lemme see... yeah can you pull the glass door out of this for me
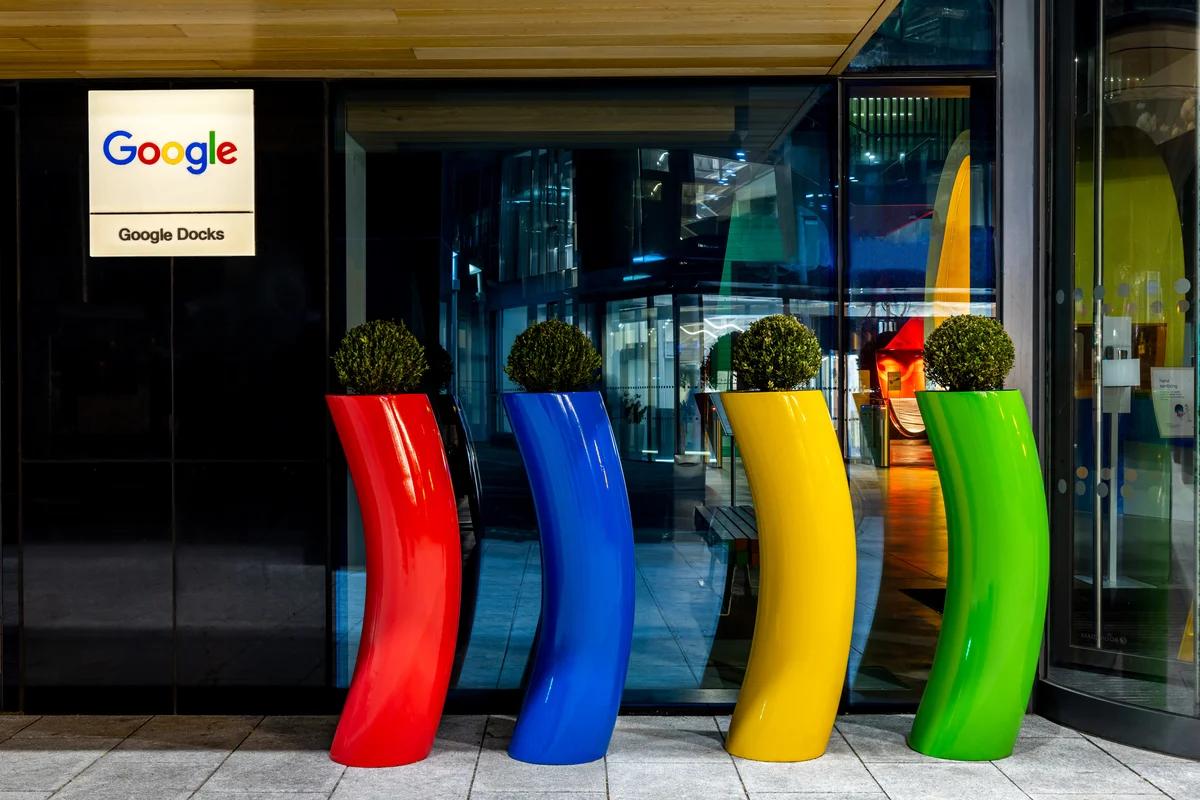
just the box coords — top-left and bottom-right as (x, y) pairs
(1046, 0), (1200, 719)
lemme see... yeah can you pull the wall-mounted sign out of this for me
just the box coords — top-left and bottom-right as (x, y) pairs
(88, 89), (255, 257)
(1150, 367), (1195, 439)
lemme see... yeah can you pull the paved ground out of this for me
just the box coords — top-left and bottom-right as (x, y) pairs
(0, 713), (1195, 799)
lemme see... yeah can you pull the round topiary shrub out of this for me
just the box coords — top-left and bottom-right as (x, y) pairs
(732, 314), (822, 391)
(923, 314), (1015, 392)
(332, 319), (428, 395)
(505, 320), (601, 393)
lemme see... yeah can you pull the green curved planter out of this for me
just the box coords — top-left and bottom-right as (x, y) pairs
(909, 390), (1049, 761)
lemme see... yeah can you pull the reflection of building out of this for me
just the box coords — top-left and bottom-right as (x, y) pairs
(334, 79), (993, 704)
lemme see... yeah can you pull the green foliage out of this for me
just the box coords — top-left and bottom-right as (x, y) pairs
(923, 314), (1015, 392)
(332, 319), (428, 395)
(731, 314), (822, 392)
(429, 343), (455, 393)
(701, 332), (740, 390)
(505, 320), (601, 393)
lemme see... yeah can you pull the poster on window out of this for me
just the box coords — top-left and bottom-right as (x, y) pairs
(1150, 367), (1195, 439)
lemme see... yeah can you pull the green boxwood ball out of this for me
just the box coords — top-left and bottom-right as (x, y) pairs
(732, 314), (822, 392)
(332, 319), (428, 395)
(505, 320), (601, 393)
(923, 314), (1015, 392)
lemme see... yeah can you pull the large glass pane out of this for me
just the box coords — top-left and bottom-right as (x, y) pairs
(336, 83), (838, 699)
(847, 0), (996, 72)
(1046, 0), (1200, 716)
(844, 84), (997, 706)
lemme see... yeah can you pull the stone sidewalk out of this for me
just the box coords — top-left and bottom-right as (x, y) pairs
(0, 713), (1195, 799)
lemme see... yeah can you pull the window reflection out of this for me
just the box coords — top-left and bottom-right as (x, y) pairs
(847, 0), (996, 71)
(335, 81), (993, 707)
(844, 85), (996, 706)
(1046, 0), (1199, 717)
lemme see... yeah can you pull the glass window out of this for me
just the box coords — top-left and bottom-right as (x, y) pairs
(847, 0), (997, 72)
(336, 83), (839, 699)
(844, 83), (997, 706)
(333, 78), (996, 709)
(1045, 0), (1200, 717)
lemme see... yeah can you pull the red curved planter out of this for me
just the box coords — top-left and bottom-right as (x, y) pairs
(326, 394), (461, 768)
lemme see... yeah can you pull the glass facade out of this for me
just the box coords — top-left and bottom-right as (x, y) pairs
(0, 15), (1001, 716)
(843, 82), (996, 703)
(1045, 0), (1200, 720)
(335, 80), (996, 708)
(846, 0), (996, 72)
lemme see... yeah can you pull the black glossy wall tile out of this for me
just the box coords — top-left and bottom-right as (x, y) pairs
(20, 83), (172, 460)
(175, 462), (326, 687)
(173, 82), (326, 460)
(21, 462), (172, 691)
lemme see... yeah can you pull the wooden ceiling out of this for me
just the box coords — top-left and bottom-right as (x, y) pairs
(0, 1), (901, 79)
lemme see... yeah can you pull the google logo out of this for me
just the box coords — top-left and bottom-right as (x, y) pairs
(103, 131), (238, 175)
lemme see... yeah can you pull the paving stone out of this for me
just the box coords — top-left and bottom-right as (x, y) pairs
(608, 760), (746, 799)
(866, 762), (1027, 800)
(470, 794), (606, 800)
(330, 751), (477, 800)
(432, 715), (487, 754)
(203, 750), (346, 794)
(835, 714), (940, 763)
(237, 716), (339, 751)
(1085, 735), (1199, 769)
(11, 716), (147, 741)
(54, 787), (192, 800)
(52, 755), (215, 799)
(1135, 763), (1200, 800)
(0, 718), (39, 743)
(1025, 795), (1167, 799)
(470, 746), (605, 793)
(194, 794), (328, 800)
(746, 794), (888, 800)
(1019, 714), (1084, 739)
(606, 716), (728, 763)
(114, 715), (259, 760)
(996, 737), (1164, 796)
(744, 796), (888, 800)
(733, 733), (878, 795)
(0, 738), (114, 793)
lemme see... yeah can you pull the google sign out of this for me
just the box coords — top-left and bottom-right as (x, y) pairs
(89, 89), (255, 257)
(102, 131), (239, 175)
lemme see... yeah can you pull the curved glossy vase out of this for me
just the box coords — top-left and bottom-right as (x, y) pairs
(909, 390), (1049, 761)
(720, 390), (856, 762)
(327, 394), (461, 768)
(503, 391), (635, 765)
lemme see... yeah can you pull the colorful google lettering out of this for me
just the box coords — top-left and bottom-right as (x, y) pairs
(102, 131), (237, 175)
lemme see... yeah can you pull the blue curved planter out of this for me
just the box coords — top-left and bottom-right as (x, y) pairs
(503, 391), (636, 765)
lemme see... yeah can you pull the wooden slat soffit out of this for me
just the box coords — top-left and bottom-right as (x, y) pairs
(0, 0), (902, 78)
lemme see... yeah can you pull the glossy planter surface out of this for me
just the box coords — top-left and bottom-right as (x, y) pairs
(910, 391), (1049, 761)
(431, 393), (485, 689)
(720, 390), (856, 762)
(327, 394), (461, 768)
(503, 391), (635, 765)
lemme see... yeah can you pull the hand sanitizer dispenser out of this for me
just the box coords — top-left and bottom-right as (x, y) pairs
(1102, 316), (1140, 393)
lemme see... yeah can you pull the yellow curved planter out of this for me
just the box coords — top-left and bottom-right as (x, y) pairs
(720, 390), (856, 762)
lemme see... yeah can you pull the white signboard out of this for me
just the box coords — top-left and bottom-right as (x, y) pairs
(88, 90), (255, 257)
(1150, 367), (1195, 439)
